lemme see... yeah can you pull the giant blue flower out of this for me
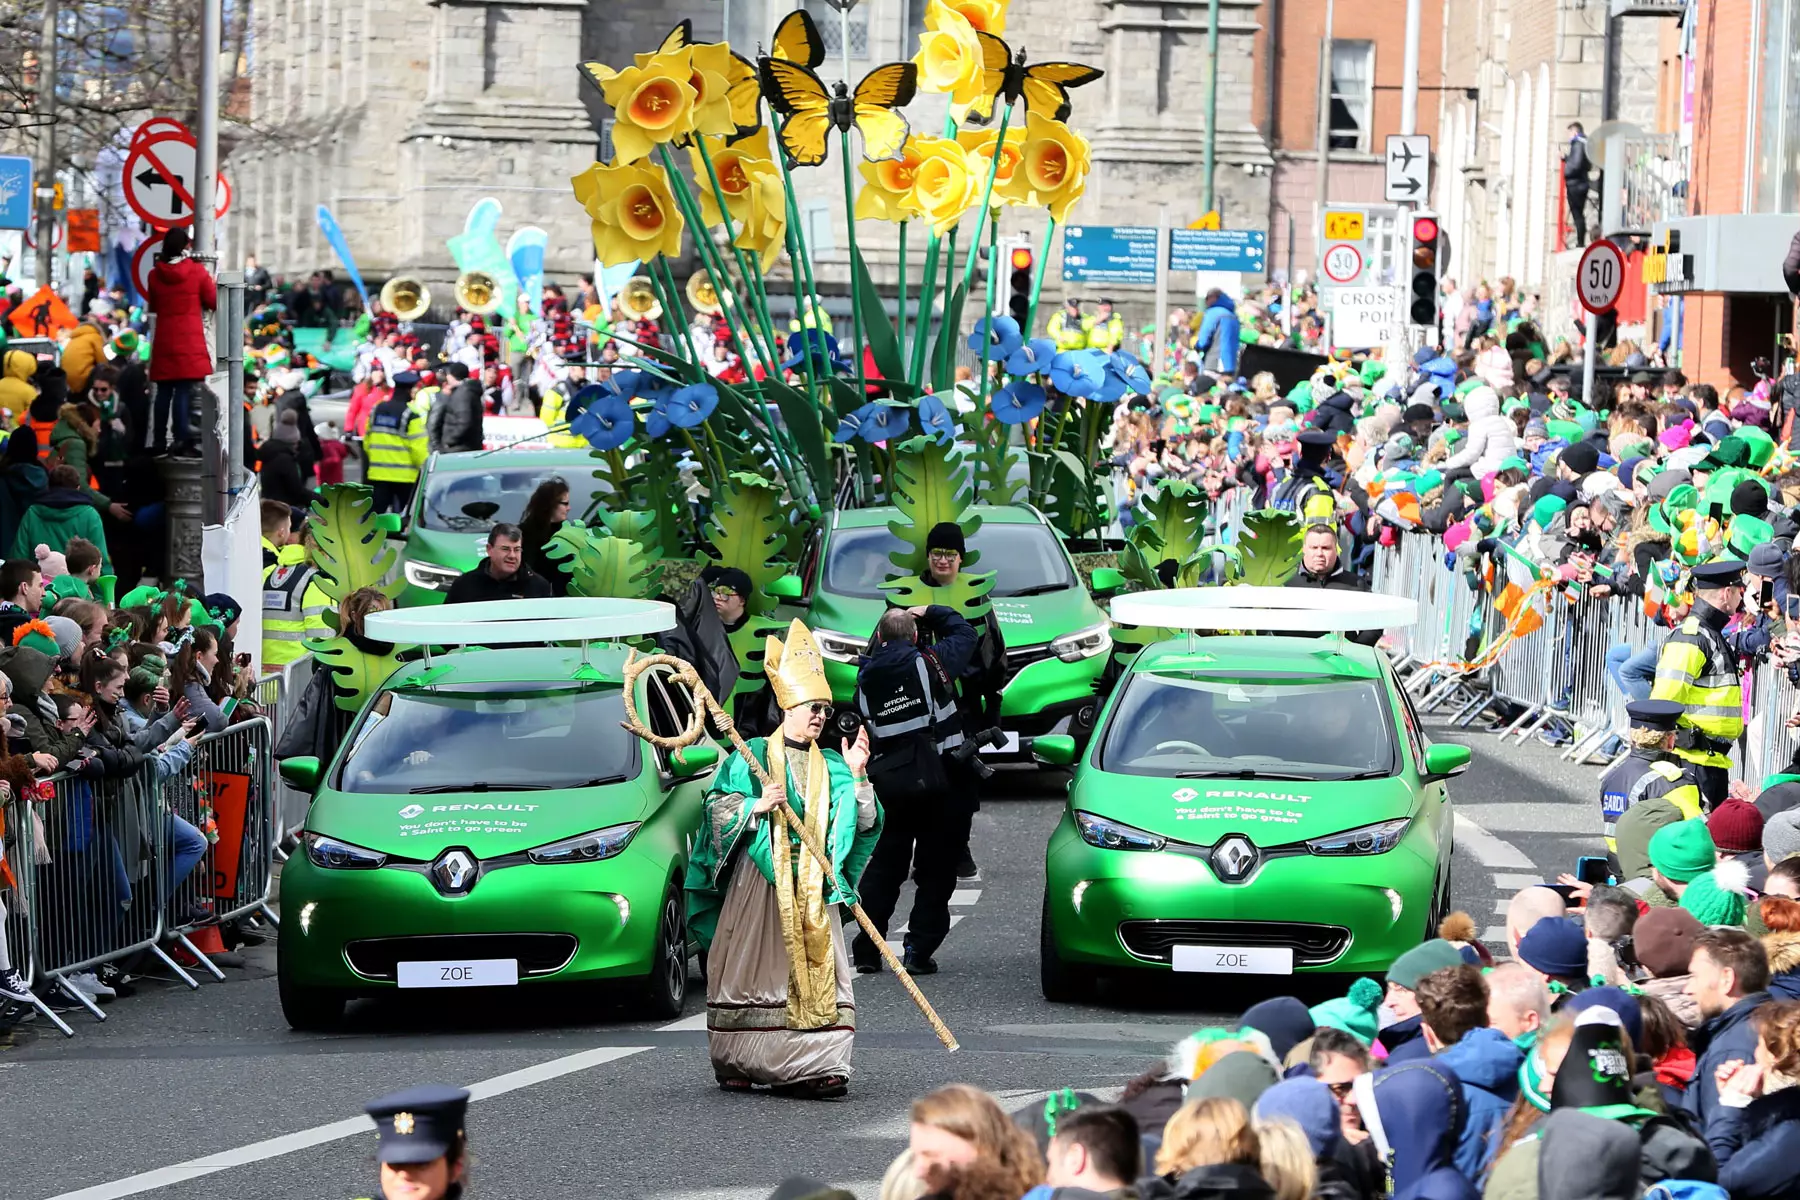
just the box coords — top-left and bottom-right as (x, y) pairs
(836, 401), (913, 444)
(1091, 370), (1129, 405)
(967, 315), (1024, 363)
(643, 379), (705, 439)
(569, 385), (636, 450)
(991, 380), (1048, 425)
(782, 328), (851, 376)
(918, 393), (957, 445)
(1004, 336), (1056, 378)
(1107, 351), (1153, 396)
(1049, 350), (1108, 398)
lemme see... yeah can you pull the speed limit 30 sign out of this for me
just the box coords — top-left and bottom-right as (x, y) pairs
(1323, 243), (1364, 285)
(1577, 239), (1626, 315)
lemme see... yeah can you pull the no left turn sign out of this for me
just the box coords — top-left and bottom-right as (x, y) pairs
(1323, 243), (1363, 285)
(122, 133), (230, 229)
(1576, 239), (1626, 315)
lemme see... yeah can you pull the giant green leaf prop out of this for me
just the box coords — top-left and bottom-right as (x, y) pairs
(886, 435), (979, 577)
(307, 484), (402, 605)
(969, 416), (1024, 507)
(308, 636), (405, 714)
(544, 522), (659, 599)
(706, 472), (790, 616)
(1229, 509), (1305, 586)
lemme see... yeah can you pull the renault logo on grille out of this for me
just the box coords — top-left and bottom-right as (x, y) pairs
(1210, 835), (1258, 882)
(431, 849), (478, 895)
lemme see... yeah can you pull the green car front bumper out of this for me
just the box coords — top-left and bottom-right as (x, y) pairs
(278, 845), (678, 993)
(1042, 811), (1444, 976)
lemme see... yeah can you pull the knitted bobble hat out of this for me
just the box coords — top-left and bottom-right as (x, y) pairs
(1680, 859), (1751, 927)
(1308, 976), (1384, 1045)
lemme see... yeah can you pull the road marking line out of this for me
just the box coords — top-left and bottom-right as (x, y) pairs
(657, 1012), (708, 1032)
(1482, 926), (1508, 942)
(1454, 812), (1535, 869)
(44, 1045), (653, 1200)
(950, 888), (982, 905)
(1493, 872), (1547, 891)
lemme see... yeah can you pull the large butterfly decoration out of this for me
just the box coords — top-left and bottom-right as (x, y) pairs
(963, 32), (1104, 124)
(577, 19), (693, 96)
(722, 9), (827, 141)
(759, 56), (919, 168)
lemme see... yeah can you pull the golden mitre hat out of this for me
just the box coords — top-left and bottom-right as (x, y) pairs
(765, 619), (832, 710)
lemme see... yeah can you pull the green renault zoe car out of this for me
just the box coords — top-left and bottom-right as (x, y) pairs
(1035, 632), (1471, 999)
(769, 504), (1118, 755)
(394, 447), (610, 605)
(274, 644), (718, 1028)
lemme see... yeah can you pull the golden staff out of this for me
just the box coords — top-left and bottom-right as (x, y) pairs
(619, 650), (960, 1052)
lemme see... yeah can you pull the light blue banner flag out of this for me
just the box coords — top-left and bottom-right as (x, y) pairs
(507, 227), (548, 320)
(315, 205), (369, 307)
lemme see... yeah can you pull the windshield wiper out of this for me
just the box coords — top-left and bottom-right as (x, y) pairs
(1316, 770), (1393, 781)
(570, 775), (629, 789)
(407, 781), (555, 794)
(1174, 769), (1319, 780)
(1002, 583), (1069, 598)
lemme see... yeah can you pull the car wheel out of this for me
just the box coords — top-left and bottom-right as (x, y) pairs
(1426, 866), (1452, 938)
(1040, 894), (1092, 1003)
(630, 884), (689, 1020)
(278, 967), (345, 1032)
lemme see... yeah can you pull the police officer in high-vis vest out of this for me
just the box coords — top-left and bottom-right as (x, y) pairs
(261, 535), (328, 668)
(1085, 297), (1125, 352)
(1651, 559), (1748, 808)
(1599, 699), (1702, 877)
(365, 369), (430, 515)
(1047, 298), (1090, 351)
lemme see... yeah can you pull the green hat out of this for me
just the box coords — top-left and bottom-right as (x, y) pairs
(1442, 428), (1465, 446)
(1570, 404), (1599, 436)
(1286, 380), (1313, 405)
(1196, 403), (1220, 422)
(1502, 397), (1530, 417)
(1701, 435), (1754, 471)
(1649, 819), (1717, 883)
(1309, 977), (1383, 1045)
(1386, 938), (1466, 991)
(1497, 455), (1529, 474)
(1360, 360), (1387, 386)
(11, 619), (59, 660)
(1705, 468), (1759, 511)
(1546, 419), (1584, 444)
(47, 575), (90, 604)
(1727, 514), (1775, 558)
(1737, 426), (1777, 469)
(1455, 377), (1482, 396)
(1531, 494), (1570, 529)
(1649, 485), (1699, 535)
(1413, 468), (1444, 497)
(1680, 862), (1751, 927)
(119, 585), (166, 610)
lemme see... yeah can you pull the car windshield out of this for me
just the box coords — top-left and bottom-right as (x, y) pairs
(823, 522), (1076, 599)
(1098, 673), (1397, 780)
(418, 467), (606, 533)
(337, 681), (639, 793)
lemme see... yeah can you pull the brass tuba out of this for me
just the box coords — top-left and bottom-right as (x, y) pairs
(618, 275), (663, 321)
(379, 276), (431, 321)
(686, 270), (723, 316)
(455, 269), (502, 316)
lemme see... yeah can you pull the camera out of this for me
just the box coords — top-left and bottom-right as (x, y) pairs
(950, 726), (1006, 781)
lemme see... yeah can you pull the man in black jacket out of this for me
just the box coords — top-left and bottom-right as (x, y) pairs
(427, 362), (485, 453)
(445, 524), (551, 603)
(1563, 122), (1592, 245)
(850, 604), (976, 976)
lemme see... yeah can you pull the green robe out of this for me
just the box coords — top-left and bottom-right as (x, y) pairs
(684, 737), (882, 949)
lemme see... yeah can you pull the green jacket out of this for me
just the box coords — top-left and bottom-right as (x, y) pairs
(48, 404), (112, 508)
(683, 736), (882, 948)
(13, 487), (108, 567)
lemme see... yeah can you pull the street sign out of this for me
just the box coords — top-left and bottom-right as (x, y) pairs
(1322, 243), (1364, 284)
(1168, 229), (1267, 273)
(1576, 239), (1626, 314)
(131, 116), (192, 147)
(23, 222), (63, 251)
(67, 208), (100, 252)
(0, 156), (33, 230)
(1323, 211), (1365, 241)
(1061, 225), (1158, 285)
(131, 232), (167, 299)
(1329, 286), (1401, 350)
(122, 133), (229, 229)
(8, 285), (76, 338)
(1385, 134), (1430, 202)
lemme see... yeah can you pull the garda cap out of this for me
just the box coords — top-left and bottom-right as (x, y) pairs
(1690, 559), (1747, 588)
(1625, 699), (1683, 732)
(365, 1084), (469, 1165)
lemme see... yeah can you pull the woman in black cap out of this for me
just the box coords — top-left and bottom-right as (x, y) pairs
(361, 1084), (471, 1200)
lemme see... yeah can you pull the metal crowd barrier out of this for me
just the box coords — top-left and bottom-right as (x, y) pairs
(257, 656), (317, 843)
(1369, 532), (1796, 785)
(0, 718), (277, 1037)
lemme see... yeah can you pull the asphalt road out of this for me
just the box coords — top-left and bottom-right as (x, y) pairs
(1, 716), (1608, 1200)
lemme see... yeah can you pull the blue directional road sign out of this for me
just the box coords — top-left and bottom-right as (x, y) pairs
(1168, 229), (1267, 272)
(1061, 225), (1158, 285)
(0, 157), (35, 231)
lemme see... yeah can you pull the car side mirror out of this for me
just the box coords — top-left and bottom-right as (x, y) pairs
(1421, 743), (1471, 784)
(766, 575), (803, 602)
(374, 513), (403, 534)
(1090, 566), (1127, 598)
(671, 745), (720, 779)
(1032, 734), (1078, 767)
(279, 756), (322, 793)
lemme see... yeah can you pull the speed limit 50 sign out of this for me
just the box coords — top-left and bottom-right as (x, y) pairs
(1576, 240), (1625, 315)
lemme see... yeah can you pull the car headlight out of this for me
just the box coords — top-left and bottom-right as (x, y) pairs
(813, 628), (867, 664)
(303, 833), (387, 870)
(1075, 810), (1167, 852)
(527, 822), (640, 865)
(1305, 818), (1413, 856)
(404, 561), (461, 591)
(1050, 622), (1113, 663)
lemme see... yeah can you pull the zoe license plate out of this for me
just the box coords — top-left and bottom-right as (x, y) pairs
(1171, 945), (1294, 974)
(397, 959), (519, 988)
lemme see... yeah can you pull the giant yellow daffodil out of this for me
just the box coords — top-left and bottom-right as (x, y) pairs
(913, 1), (988, 110)
(956, 126), (1026, 203)
(855, 139), (925, 223)
(658, 43), (738, 138)
(944, 0), (1006, 34)
(587, 59), (699, 164)
(688, 137), (789, 271)
(571, 160), (686, 266)
(995, 111), (1091, 223)
(908, 136), (982, 236)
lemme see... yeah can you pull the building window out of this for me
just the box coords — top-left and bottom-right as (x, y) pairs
(903, 0), (929, 47)
(805, 0), (868, 61)
(599, 118), (616, 164)
(728, 0), (767, 51)
(1328, 41), (1374, 152)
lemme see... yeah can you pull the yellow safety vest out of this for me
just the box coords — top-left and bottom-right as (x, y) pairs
(1086, 312), (1125, 352)
(364, 400), (429, 485)
(539, 387), (587, 449)
(1650, 614), (1743, 769)
(1047, 309), (1089, 351)
(262, 547), (327, 667)
(1601, 759), (1702, 853)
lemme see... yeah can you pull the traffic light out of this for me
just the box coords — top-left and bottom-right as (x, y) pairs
(1409, 213), (1440, 326)
(1008, 245), (1034, 325)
